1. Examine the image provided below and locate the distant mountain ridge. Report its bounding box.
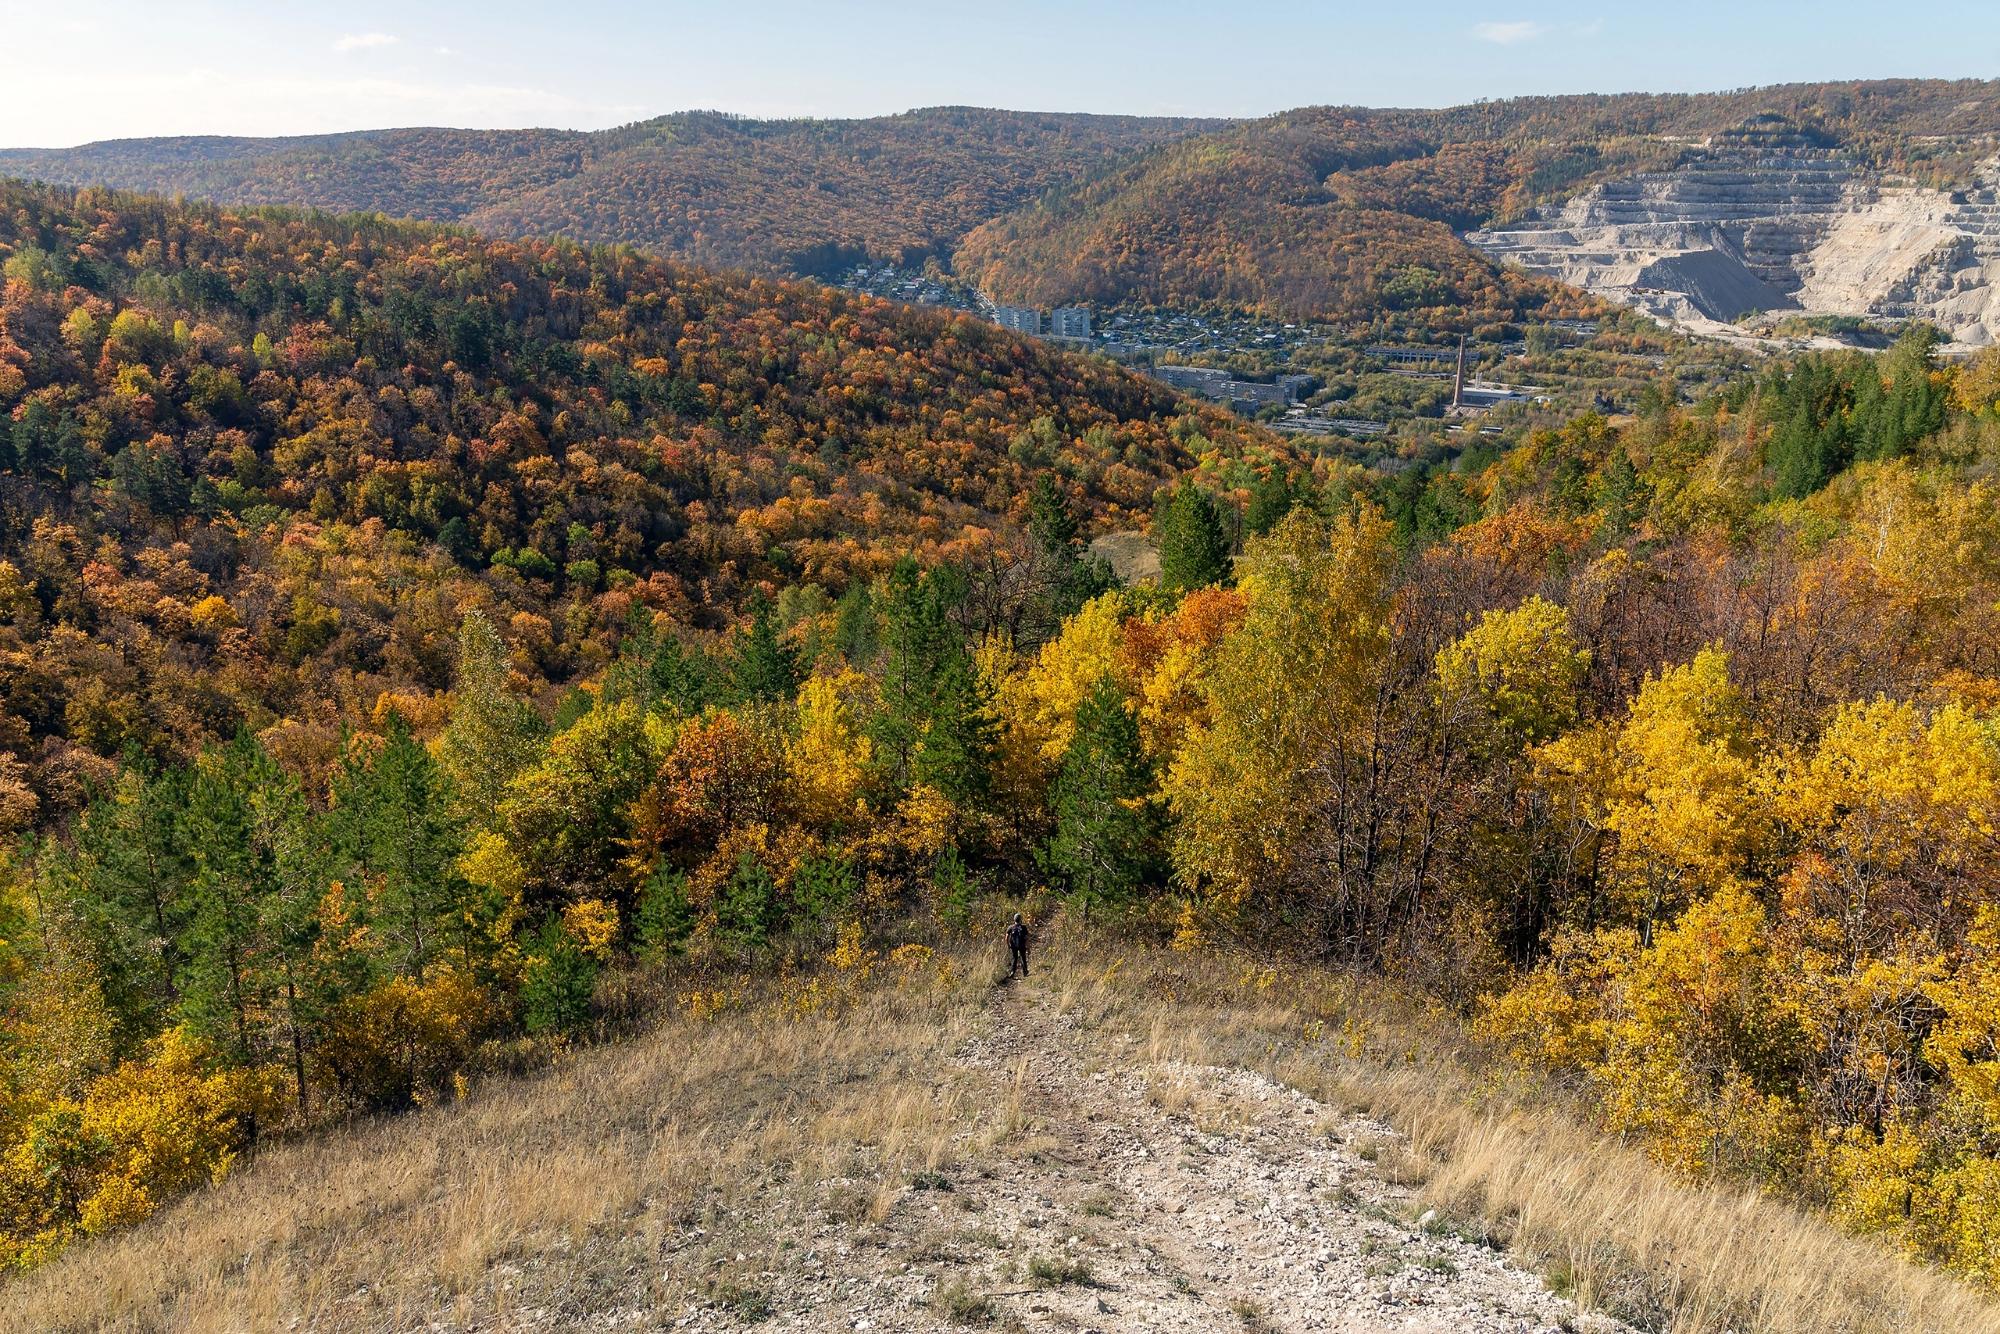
[8,82,2000,336]
[0,108,1222,277]
[955,81,2000,327]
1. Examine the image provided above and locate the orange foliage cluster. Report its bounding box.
[0,180,1282,821]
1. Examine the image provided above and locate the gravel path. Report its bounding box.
[910,977,1635,1334]
[669,974,1637,1332]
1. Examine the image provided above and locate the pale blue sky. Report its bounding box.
[3,0,1998,146]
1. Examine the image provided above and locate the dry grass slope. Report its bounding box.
[8,930,1998,1332]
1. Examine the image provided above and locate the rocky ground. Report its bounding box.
[658,975,1634,1333]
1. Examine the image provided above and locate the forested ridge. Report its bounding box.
[0,178,1279,805]
[17,167,2000,1305]
[10,82,1997,326]
[957,78,2000,320]
[0,109,1221,277]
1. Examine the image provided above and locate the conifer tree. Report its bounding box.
[1155,482,1231,592]
[871,559,994,802]
[177,734,272,1066]
[251,757,331,1122]
[732,594,801,703]
[1245,467,1309,535]
[56,766,193,1045]
[1029,474,1081,561]
[1598,447,1645,535]
[833,583,878,665]
[335,715,473,979]
[714,851,781,955]
[1023,476,1117,646]
[1044,677,1156,911]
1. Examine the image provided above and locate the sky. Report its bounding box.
[3,0,1999,147]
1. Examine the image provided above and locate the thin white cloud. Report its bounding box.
[333,32,399,53]
[1471,21,1547,45]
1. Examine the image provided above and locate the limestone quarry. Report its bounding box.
[1467,127,2000,349]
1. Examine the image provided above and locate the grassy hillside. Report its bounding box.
[955,79,2000,320]
[8,932,1993,1332]
[0,109,1222,276]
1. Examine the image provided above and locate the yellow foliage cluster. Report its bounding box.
[0,1028,276,1269]
[318,969,493,1111]
[562,899,620,961]
[1483,641,2000,1283]
[1435,595,1589,747]
[786,672,874,829]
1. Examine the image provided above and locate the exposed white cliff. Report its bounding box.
[1467,131,2000,350]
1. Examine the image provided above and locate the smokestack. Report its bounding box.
[1452,333,1466,411]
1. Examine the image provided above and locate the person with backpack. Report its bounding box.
[1006,913,1030,978]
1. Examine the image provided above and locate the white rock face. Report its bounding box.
[1467,130,2000,350]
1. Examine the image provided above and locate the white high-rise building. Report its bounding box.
[993,306,1043,335]
[1050,307,1092,339]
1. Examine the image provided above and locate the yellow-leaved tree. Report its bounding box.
[786,670,875,830]
[1166,506,1395,937]
[1535,646,1766,935]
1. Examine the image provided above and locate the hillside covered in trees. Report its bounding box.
[0,179,1284,824]
[15,246,2000,1303]
[19,127,2000,1318]
[9,83,1998,329]
[0,110,1220,277]
[957,79,2000,320]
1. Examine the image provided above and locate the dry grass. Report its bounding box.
[1045,933,2000,1334]
[9,924,2000,1333]
[1,959,995,1332]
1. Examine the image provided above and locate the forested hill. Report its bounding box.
[0,109,1222,276]
[955,78,2000,321]
[14,83,1997,328]
[0,179,1281,812]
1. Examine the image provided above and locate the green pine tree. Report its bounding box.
[1155,482,1231,592]
[1245,467,1308,535]
[334,714,474,979]
[1597,447,1645,535]
[714,851,781,955]
[1043,677,1156,912]
[733,595,801,703]
[870,559,994,803]
[520,919,597,1036]
[634,864,697,961]
[55,765,193,1047]
[176,734,275,1066]
[832,582,879,665]
[1029,474,1081,561]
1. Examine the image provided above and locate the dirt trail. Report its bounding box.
[689,971,1636,1333]
[939,976,1631,1333]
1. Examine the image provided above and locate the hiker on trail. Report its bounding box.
[1007,913,1030,978]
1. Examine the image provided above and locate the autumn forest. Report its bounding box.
[10,80,2000,1318]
